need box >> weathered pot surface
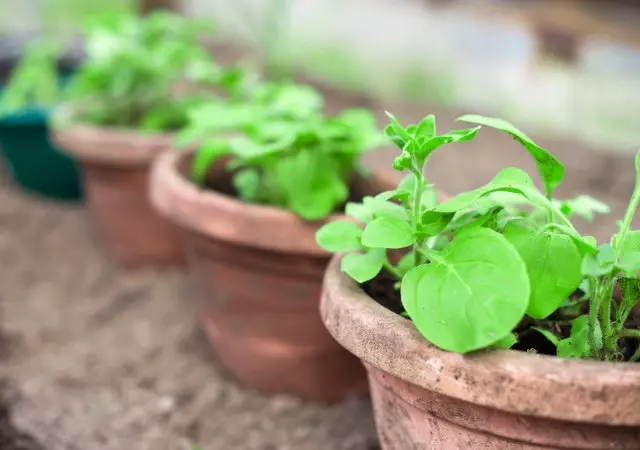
[320,255,640,449]
[53,122,185,267]
[149,150,384,403]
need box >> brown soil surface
[0,92,637,449]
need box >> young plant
[62,12,244,131]
[178,82,385,220]
[0,42,61,117]
[316,112,636,362]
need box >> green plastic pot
[0,109,82,201]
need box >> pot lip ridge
[51,103,174,166]
[320,254,640,426]
[149,149,351,256]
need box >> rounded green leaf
[315,221,363,252]
[504,222,583,319]
[362,217,414,249]
[340,249,385,283]
[401,228,529,353]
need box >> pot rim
[321,254,640,426]
[51,104,173,166]
[149,149,349,256]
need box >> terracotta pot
[321,255,640,449]
[53,124,185,267]
[149,151,389,403]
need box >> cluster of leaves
[178,82,385,220]
[317,112,640,361]
[0,42,61,117]
[64,12,246,130]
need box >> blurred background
[4,0,640,230]
[0,1,638,449]
[6,0,640,151]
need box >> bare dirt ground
[0,92,637,450]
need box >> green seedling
[178,82,385,220]
[63,11,246,130]
[316,112,637,362]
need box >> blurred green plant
[63,11,247,131]
[178,81,385,220]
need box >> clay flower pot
[321,255,640,449]
[53,124,185,267]
[150,150,389,403]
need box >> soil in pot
[0,113,82,201]
[150,152,391,404]
[321,255,640,450]
[54,126,185,267]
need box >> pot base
[82,162,185,267]
[186,232,369,404]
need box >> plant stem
[614,183,640,255]
[588,278,603,359]
[411,168,425,267]
[601,293,615,359]
[383,258,402,280]
[621,329,640,338]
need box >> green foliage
[179,82,384,220]
[316,112,639,361]
[63,12,239,130]
[0,42,61,117]
[402,228,530,353]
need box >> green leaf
[546,224,598,256]
[457,114,565,198]
[531,327,560,347]
[362,217,414,249]
[581,244,618,277]
[413,126,480,167]
[439,127,482,142]
[232,169,260,201]
[396,252,416,277]
[416,114,436,140]
[384,111,412,149]
[581,254,614,277]
[376,189,411,204]
[401,228,530,353]
[433,167,537,214]
[419,211,454,236]
[315,221,363,252]
[345,202,373,224]
[557,315,599,359]
[504,221,583,319]
[449,206,503,234]
[364,197,407,220]
[340,248,386,283]
[492,333,518,349]
[619,252,640,277]
[620,230,640,258]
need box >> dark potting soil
[0,380,44,450]
[363,271,405,316]
[363,276,640,360]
